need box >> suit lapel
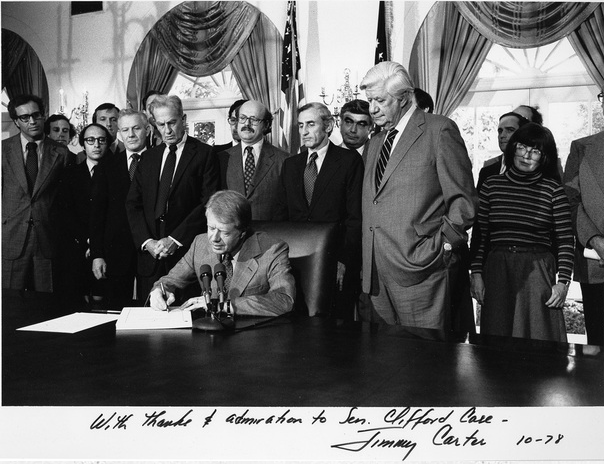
[148,144,165,207]
[585,133,604,193]
[33,140,60,197]
[377,109,424,196]
[5,136,30,195]
[170,139,194,193]
[310,143,340,209]
[226,146,245,194]
[248,143,274,197]
[231,234,261,293]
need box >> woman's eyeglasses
[515,142,542,160]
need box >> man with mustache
[219,100,291,220]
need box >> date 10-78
[516,434,564,445]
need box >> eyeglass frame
[227,117,238,125]
[83,136,108,146]
[598,92,603,103]
[15,112,44,123]
[237,115,266,126]
[515,142,542,160]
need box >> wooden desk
[3,291,603,406]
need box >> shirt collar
[241,139,264,156]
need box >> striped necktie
[375,129,398,190]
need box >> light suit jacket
[220,142,291,220]
[155,231,295,316]
[564,131,604,283]
[362,108,477,290]
[2,134,72,260]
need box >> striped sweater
[470,167,574,283]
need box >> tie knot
[168,144,177,153]
[222,252,233,263]
[131,152,140,161]
[388,129,398,139]
[245,146,253,155]
[309,152,318,164]
[26,142,37,151]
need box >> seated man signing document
[150,190,295,316]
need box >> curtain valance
[150,1,260,77]
[454,2,600,48]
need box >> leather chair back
[252,221,338,316]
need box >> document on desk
[17,312,120,334]
[116,307,193,330]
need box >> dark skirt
[482,247,567,342]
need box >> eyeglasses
[227,117,238,125]
[238,115,265,126]
[598,92,603,103]
[515,142,542,160]
[83,137,108,145]
[16,112,43,123]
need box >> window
[451,38,603,182]
[170,65,243,146]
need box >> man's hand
[336,261,346,291]
[589,235,604,266]
[179,296,208,312]
[155,237,178,259]
[470,273,485,306]
[150,285,175,310]
[546,282,568,308]
[144,239,161,259]
[92,258,107,280]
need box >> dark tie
[243,146,255,195]
[222,253,234,295]
[375,129,398,190]
[25,142,38,194]
[155,145,177,219]
[128,152,140,181]
[304,152,318,206]
[90,165,96,178]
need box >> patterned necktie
[155,145,177,219]
[304,152,318,206]
[128,152,140,181]
[243,146,255,195]
[25,142,38,194]
[222,253,234,295]
[375,129,398,190]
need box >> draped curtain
[2,29,49,113]
[231,14,283,143]
[568,3,604,90]
[127,1,260,110]
[409,2,604,118]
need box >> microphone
[214,263,226,305]
[199,264,213,306]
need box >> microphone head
[214,263,226,278]
[200,264,212,277]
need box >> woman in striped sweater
[470,123,574,342]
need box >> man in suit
[57,123,111,302]
[76,103,125,163]
[2,94,73,292]
[339,99,373,158]
[149,190,295,316]
[90,109,150,308]
[275,102,363,320]
[126,95,219,298]
[212,99,248,155]
[219,100,291,220]
[564,90,604,346]
[359,61,477,339]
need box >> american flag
[375,1,388,64]
[280,0,304,153]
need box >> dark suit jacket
[155,231,295,316]
[275,142,363,267]
[2,134,73,262]
[59,162,93,248]
[564,131,604,283]
[362,108,477,289]
[125,137,219,276]
[90,150,137,276]
[477,155,503,193]
[219,141,291,220]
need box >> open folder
[116,307,192,330]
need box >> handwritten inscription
[86,406,568,460]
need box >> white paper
[584,248,601,260]
[116,306,192,330]
[17,312,119,334]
